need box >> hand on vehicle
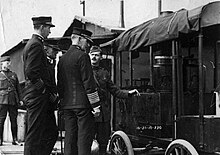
[128,89,141,96]
[92,106,100,117]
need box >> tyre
[108,131,134,155]
[165,139,199,155]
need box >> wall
[9,48,25,82]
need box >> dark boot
[0,138,2,146]
[11,127,19,145]
[0,126,4,146]
[12,140,19,145]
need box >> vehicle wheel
[108,131,134,155]
[165,139,198,155]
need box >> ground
[0,141,62,155]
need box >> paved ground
[0,142,166,155]
[0,141,63,155]
[0,142,24,155]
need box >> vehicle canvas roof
[105,1,220,53]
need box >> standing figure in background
[44,43,60,147]
[89,46,140,155]
[0,56,22,146]
[44,44,60,110]
[57,27,100,155]
[23,16,58,155]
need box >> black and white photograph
[0,0,220,154]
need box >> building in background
[1,15,124,82]
[0,0,218,53]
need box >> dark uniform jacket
[0,70,21,106]
[93,66,129,122]
[23,34,58,155]
[57,45,100,109]
[46,58,57,94]
[23,34,53,95]
[46,57,59,109]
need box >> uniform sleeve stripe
[87,91,100,105]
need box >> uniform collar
[1,69,10,72]
[71,45,82,50]
[33,33,44,42]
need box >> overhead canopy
[188,1,220,31]
[110,1,220,53]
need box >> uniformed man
[44,44,60,110]
[0,56,22,146]
[89,46,140,155]
[57,27,100,155]
[23,16,58,155]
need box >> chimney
[158,0,161,17]
[119,0,125,28]
[158,0,173,17]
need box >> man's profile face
[41,25,51,39]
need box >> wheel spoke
[111,147,118,155]
[117,138,122,152]
[165,140,198,155]
[118,138,124,154]
[111,137,123,155]
[115,138,120,150]
[180,147,184,155]
[174,148,179,155]
[114,140,122,155]
[109,131,134,155]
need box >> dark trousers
[0,104,18,142]
[24,92,58,155]
[94,121,111,154]
[64,108,95,155]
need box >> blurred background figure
[0,56,22,145]
[44,44,60,110]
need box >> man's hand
[19,101,24,106]
[128,89,141,96]
[92,106,100,117]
